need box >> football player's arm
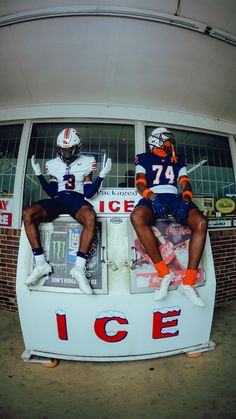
[31,155,58,198]
[178,156,193,202]
[84,157,112,198]
[135,173,156,200]
[136,173,167,218]
[83,173,104,198]
[135,154,156,200]
[38,175,58,198]
[179,176,193,202]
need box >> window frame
[0,119,235,228]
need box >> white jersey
[45,155,96,194]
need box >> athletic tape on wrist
[182,190,193,199]
[180,176,190,187]
[142,188,152,199]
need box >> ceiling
[0,1,236,126]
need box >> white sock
[35,254,47,266]
[75,256,86,269]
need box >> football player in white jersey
[131,127,207,306]
[23,128,112,294]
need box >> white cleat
[25,261,52,286]
[154,273,173,301]
[70,265,93,295]
[178,283,205,307]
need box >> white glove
[31,155,42,176]
[99,157,112,178]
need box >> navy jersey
[135,152,187,194]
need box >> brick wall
[0,227,236,312]
[209,229,236,306]
[0,228,20,312]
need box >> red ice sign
[0,212,12,227]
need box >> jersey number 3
[63,174,75,190]
[152,165,175,184]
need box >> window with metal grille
[0,124,23,196]
[145,126,236,200]
[23,122,135,208]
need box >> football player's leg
[70,205,96,294]
[131,206,162,264]
[131,206,172,300]
[178,208,207,306]
[186,208,208,271]
[23,203,48,248]
[23,202,53,285]
[74,205,97,254]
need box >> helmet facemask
[57,144,81,164]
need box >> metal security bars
[0,125,23,196]
[23,122,135,208]
[145,126,236,200]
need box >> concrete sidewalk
[0,302,236,419]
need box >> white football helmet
[148,127,175,151]
[57,128,82,163]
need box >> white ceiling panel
[0,1,235,124]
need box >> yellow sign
[192,194,214,216]
[215,198,236,214]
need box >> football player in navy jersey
[131,127,207,306]
[23,128,112,294]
